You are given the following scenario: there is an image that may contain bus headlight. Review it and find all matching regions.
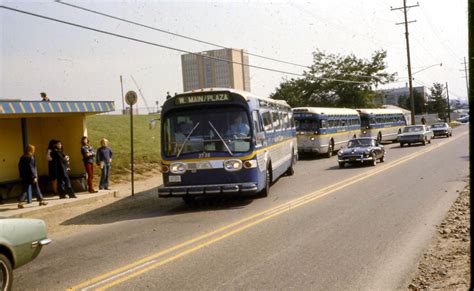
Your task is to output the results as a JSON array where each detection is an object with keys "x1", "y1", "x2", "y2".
[
  {"x1": 170, "y1": 162, "x2": 186, "y2": 174},
  {"x1": 243, "y1": 160, "x2": 257, "y2": 169},
  {"x1": 310, "y1": 137, "x2": 315, "y2": 141},
  {"x1": 223, "y1": 159, "x2": 243, "y2": 171}
]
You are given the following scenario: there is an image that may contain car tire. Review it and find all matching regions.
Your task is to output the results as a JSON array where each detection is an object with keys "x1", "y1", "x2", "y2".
[
  {"x1": 371, "y1": 153, "x2": 377, "y2": 166},
  {"x1": 400, "y1": 142, "x2": 404, "y2": 148},
  {"x1": 428, "y1": 137, "x2": 431, "y2": 144},
  {"x1": 380, "y1": 155, "x2": 385, "y2": 162},
  {"x1": 422, "y1": 138, "x2": 426, "y2": 146},
  {"x1": 0, "y1": 254, "x2": 13, "y2": 291},
  {"x1": 338, "y1": 162, "x2": 345, "y2": 168}
]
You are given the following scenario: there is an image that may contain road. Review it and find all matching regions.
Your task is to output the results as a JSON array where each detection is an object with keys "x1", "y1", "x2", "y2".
[{"x1": 15, "y1": 125, "x2": 469, "y2": 290}]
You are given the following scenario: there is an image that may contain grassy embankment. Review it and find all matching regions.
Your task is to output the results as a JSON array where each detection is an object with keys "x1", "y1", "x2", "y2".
[{"x1": 86, "y1": 114, "x2": 161, "y2": 183}]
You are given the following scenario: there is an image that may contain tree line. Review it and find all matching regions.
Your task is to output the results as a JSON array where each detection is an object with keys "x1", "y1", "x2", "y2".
[{"x1": 270, "y1": 50, "x2": 451, "y2": 118}]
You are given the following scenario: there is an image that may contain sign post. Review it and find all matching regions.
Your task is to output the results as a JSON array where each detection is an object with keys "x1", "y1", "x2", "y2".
[{"x1": 125, "y1": 90, "x2": 138, "y2": 196}]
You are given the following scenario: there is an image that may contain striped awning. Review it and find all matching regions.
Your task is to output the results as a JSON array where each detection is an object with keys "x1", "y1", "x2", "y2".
[{"x1": 0, "y1": 101, "x2": 115, "y2": 115}]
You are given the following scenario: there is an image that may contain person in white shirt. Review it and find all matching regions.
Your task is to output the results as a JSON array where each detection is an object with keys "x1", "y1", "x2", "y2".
[{"x1": 227, "y1": 115, "x2": 250, "y2": 137}]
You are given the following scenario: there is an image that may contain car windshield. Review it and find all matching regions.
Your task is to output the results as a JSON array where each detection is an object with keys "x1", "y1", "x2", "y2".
[
  {"x1": 403, "y1": 126, "x2": 424, "y2": 133},
  {"x1": 347, "y1": 139, "x2": 374, "y2": 148},
  {"x1": 431, "y1": 123, "x2": 446, "y2": 128},
  {"x1": 163, "y1": 107, "x2": 251, "y2": 157},
  {"x1": 295, "y1": 119, "x2": 319, "y2": 132}
]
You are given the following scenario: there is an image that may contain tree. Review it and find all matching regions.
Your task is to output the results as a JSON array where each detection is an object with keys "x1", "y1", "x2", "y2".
[
  {"x1": 271, "y1": 50, "x2": 396, "y2": 108},
  {"x1": 427, "y1": 83, "x2": 447, "y2": 118}
]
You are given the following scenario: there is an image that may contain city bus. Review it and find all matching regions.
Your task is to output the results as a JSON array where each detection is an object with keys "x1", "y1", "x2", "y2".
[
  {"x1": 357, "y1": 108, "x2": 407, "y2": 142},
  {"x1": 293, "y1": 107, "x2": 361, "y2": 157},
  {"x1": 158, "y1": 88, "x2": 297, "y2": 203}
]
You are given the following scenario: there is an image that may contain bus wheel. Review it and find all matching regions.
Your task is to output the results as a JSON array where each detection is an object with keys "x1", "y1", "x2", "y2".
[
  {"x1": 182, "y1": 196, "x2": 196, "y2": 205},
  {"x1": 258, "y1": 165, "x2": 271, "y2": 198},
  {"x1": 326, "y1": 141, "x2": 334, "y2": 158},
  {"x1": 285, "y1": 152, "x2": 295, "y2": 176}
]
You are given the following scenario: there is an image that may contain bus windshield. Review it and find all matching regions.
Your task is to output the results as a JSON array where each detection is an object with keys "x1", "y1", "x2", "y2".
[
  {"x1": 295, "y1": 119, "x2": 319, "y2": 132},
  {"x1": 163, "y1": 107, "x2": 251, "y2": 157},
  {"x1": 360, "y1": 115, "x2": 370, "y2": 128}
]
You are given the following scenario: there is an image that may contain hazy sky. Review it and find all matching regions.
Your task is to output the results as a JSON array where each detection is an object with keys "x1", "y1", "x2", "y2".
[{"x1": 0, "y1": 0, "x2": 469, "y2": 110}]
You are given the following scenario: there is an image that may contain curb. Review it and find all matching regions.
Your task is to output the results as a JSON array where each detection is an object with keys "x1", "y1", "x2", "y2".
[{"x1": 5, "y1": 190, "x2": 120, "y2": 219}]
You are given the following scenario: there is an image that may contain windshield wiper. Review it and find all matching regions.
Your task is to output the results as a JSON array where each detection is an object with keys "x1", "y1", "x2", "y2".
[
  {"x1": 208, "y1": 121, "x2": 233, "y2": 156},
  {"x1": 176, "y1": 122, "x2": 200, "y2": 158}
]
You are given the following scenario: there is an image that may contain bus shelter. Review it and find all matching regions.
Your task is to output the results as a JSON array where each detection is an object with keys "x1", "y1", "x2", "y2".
[{"x1": 0, "y1": 100, "x2": 115, "y2": 202}]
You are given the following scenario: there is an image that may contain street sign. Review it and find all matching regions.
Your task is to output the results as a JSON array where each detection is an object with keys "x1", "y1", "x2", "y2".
[{"x1": 125, "y1": 90, "x2": 138, "y2": 106}]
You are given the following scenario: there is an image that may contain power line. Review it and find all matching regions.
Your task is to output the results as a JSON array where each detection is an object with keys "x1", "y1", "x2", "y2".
[
  {"x1": 0, "y1": 5, "x2": 374, "y2": 84},
  {"x1": 55, "y1": 0, "x2": 310, "y2": 69},
  {"x1": 56, "y1": 0, "x2": 381, "y2": 81}
]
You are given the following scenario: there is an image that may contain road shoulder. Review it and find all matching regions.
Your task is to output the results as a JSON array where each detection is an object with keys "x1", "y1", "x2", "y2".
[{"x1": 409, "y1": 182, "x2": 470, "y2": 289}]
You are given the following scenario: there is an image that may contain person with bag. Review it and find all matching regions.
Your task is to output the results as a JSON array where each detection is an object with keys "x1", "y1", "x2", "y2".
[
  {"x1": 51, "y1": 141, "x2": 77, "y2": 199},
  {"x1": 96, "y1": 138, "x2": 113, "y2": 190},
  {"x1": 81, "y1": 136, "x2": 98, "y2": 193},
  {"x1": 47, "y1": 139, "x2": 59, "y2": 195},
  {"x1": 18, "y1": 145, "x2": 48, "y2": 208}
]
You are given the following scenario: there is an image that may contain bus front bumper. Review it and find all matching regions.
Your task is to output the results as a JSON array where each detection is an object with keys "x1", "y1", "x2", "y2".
[{"x1": 158, "y1": 183, "x2": 258, "y2": 197}]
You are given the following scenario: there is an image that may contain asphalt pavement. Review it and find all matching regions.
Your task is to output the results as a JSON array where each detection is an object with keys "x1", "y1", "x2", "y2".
[{"x1": 15, "y1": 124, "x2": 469, "y2": 291}]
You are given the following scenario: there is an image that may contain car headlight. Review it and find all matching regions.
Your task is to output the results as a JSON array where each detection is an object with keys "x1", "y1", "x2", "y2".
[
  {"x1": 223, "y1": 159, "x2": 243, "y2": 171},
  {"x1": 170, "y1": 162, "x2": 186, "y2": 174},
  {"x1": 310, "y1": 137, "x2": 315, "y2": 141},
  {"x1": 337, "y1": 150, "x2": 343, "y2": 156}
]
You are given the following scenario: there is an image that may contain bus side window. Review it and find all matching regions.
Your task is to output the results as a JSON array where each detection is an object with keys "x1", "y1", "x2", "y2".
[
  {"x1": 272, "y1": 111, "x2": 281, "y2": 131},
  {"x1": 262, "y1": 111, "x2": 273, "y2": 132},
  {"x1": 289, "y1": 112, "x2": 295, "y2": 129},
  {"x1": 320, "y1": 119, "x2": 327, "y2": 128},
  {"x1": 252, "y1": 111, "x2": 264, "y2": 147}
]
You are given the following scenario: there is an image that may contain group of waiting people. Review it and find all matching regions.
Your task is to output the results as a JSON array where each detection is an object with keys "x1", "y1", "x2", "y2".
[{"x1": 17, "y1": 137, "x2": 113, "y2": 208}]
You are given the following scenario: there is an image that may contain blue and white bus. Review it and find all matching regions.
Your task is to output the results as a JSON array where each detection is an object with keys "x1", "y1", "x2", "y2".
[
  {"x1": 357, "y1": 108, "x2": 407, "y2": 142},
  {"x1": 293, "y1": 107, "x2": 361, "y2": 157},
  {"x1": 158, "y1": 88, "x2": 297, "y2": 203}
]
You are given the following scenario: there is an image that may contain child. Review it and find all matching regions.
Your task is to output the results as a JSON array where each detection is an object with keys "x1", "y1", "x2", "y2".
[
  {"x1": 96, "y1": 138, "x2": 113, "y2": 190},
  {"x1": 18, "y1": 145, "x2": 48, "y2": 208}
]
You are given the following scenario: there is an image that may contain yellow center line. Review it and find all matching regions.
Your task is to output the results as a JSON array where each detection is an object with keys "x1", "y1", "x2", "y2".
[{"x1": 70, "y1": 131, "x2": 468, "y2": 290}]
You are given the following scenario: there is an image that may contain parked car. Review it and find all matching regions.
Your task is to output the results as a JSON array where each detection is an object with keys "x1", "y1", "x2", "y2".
[
  {"x1": 0, "y1": 218, "x2": 51, "y2": 291},
  {"x1": 337, "y1": 137, "x2": 385, "y2": 168},
  {"x1": 430, "y1": 122, "x2": 453, "y2": 138},
  {"x1": 398, "y1": 125, "x2": 433, "y2": 147},
  {"x1": 457, "y1": 115, "x2": 469, "y2": 123}
]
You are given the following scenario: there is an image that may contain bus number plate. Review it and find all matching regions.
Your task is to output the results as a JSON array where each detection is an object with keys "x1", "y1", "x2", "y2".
[{"x1": 169, "y1": 175, "x2": 181, "y2": 183}]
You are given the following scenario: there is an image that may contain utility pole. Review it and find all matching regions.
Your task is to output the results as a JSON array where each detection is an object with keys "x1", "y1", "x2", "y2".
[
  {"x1": 461, "y1": 56, "x2": 469, "y2": 95},
  {"x1": 120, "y1": 75, "x2": 125, "y2": 113},
  {"x1": 392, "y1": 0, "x2": 419, "y2": 125},
  {"x1": 445, "y1": 82, "x2": 451, "y2": 123}
]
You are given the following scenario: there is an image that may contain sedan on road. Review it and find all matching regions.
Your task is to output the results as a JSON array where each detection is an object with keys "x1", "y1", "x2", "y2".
[
  {"x1": 337, "y1": 137, "x2": 385, "y2": 168},
  {"x1": 0, "y1": 218, "x2": 51, "y2": 291},
  {"x1": 430, "y1": 122, "x2": 452, "y2": 138},
  {"x1": 399, "y1": 125, "x2": 433, "y2": 147}
]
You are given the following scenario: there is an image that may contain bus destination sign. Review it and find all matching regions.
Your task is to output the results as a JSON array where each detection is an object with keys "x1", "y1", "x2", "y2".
[{"x1": 175, "y1": 93, "x2": 231, "y2": 105}]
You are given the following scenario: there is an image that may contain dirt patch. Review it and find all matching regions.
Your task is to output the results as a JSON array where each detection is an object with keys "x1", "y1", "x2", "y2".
[{"x1": 409, "y1": 184, "x2": 470, "y2": 290}]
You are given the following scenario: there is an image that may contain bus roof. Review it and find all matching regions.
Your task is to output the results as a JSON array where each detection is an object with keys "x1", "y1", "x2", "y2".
[
  {"x1": 356, "y1": 108, "x2": 404, "y2": 115},
  {"x1": 293, "y1": 107, "x2": 360, "y2": 115},
  {"x1": 180, "y1": 87, "x2": 291, "y2": 108}
]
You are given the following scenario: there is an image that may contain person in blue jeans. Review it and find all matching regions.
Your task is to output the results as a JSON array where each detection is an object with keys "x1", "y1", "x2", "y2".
[
  {"x1": 96, "y1": 138, "x2": 113, "y2": 190},
  {"x1": 18, "y1": 145, "x2": 48, "y2": 208}
]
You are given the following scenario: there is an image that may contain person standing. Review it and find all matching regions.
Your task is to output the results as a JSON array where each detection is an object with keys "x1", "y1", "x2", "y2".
[
  {"x1": 18, "y1": 145, "x2": 48, "y2": 208},
  {"x1": 40, "y1": 92, "x2": 50, "y2": 102},
  {"x1": 80, "y1": 137, "x2": 98, "y2": 193},
  {"x1": 47, "y1": 139, "x2": 58, "y2": 195},
  {"x1": 421, "y1": 116, "x2": 426, "y2": 125},
  {"x1": 96, "y1": 138, "x2": 113, "y2": 190},
  {"x1": 51, "y1": 141, "x2": 77, "y2": 198}
]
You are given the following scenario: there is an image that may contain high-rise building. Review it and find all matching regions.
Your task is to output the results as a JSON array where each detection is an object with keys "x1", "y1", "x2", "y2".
[{"x1": 181, "y1": 48, "x2": 251, "y2": 92}]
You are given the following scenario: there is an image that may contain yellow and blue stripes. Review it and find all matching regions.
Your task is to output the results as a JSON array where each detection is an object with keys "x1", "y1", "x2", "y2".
[{"x1": 0, "y1": 101, "x2": 115, "y2": 115}]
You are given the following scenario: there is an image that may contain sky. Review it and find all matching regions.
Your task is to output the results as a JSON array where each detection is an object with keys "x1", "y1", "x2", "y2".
[{"x1": 0, "y1": 0, "x2": 469, "y2": 111}]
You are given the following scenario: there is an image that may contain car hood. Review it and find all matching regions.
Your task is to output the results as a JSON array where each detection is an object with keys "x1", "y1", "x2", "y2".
[{"x1": 340, "y1": 147, "x2": 372, "y2": 155}]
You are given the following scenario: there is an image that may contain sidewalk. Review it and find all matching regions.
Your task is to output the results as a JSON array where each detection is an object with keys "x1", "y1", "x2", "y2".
[
  {"x1": 0, "y1": 172, "x2": 163, "y2": 219},
  {"x1": 0, "y1": 189, "x2": 120, "y2": 218}
]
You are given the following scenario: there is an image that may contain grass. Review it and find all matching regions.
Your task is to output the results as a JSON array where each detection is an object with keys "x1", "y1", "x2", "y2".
[{"x1": 86, "y1": 114, "x2": 161, "y2": 183}]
